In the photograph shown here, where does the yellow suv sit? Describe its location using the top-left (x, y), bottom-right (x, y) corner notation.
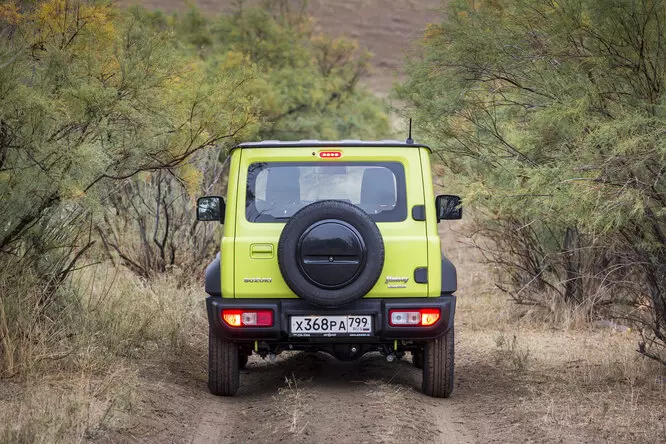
top-left (197, 140), bottom-right (462, 397)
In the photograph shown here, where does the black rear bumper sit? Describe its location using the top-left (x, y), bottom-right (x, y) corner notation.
top-left (206, 295), bottom-right (455, 343)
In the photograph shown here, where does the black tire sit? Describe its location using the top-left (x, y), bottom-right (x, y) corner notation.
top-left (412, 350), bottom-right (424, 369)
top-left (278, 200), bottom-right (384, 308)
top-left (422, 327), bottom-right (454, 398)
top-left (208, 327), bottom-right (239, 396)
top-left (239, 352), bottom-right (249, 370)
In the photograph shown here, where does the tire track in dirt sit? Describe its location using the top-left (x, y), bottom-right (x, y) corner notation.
top-left (190, 396), bottom-right (233, 444)
top-left (123, 351), bottom-right (475, 444)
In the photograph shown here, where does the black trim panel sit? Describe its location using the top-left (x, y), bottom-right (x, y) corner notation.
top-left (411, 205), bottom-right (426, 221)
top-left (414, 267), bottom-right (428, 283)
top-left (206, 296), bottom-right (456, 342)
top-left (441, 254), bottom-right (457, 294)
top-left (204, 254), bottom-right (222, 297)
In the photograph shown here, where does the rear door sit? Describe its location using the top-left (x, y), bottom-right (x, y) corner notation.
top-left (232, 147), bottom-right (429, 299)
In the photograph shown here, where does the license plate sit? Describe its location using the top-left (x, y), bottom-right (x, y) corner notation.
top-left (290, 315), bottom-right (373, 337)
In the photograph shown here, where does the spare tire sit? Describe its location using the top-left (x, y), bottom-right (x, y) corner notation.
top-left (278, 200), bottom-right (384, 307)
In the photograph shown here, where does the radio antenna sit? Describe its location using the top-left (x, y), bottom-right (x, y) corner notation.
top-left (406, 118), bottom-right (414, 145)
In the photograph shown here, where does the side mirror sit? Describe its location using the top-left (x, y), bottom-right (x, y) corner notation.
top-left (436, 195), bottom-right (462, 222)
top-left (197, 196), bottom-right (225, 223)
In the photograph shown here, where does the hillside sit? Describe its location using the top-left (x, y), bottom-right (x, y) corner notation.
top-left (119, 0), bottom-right (443, 95)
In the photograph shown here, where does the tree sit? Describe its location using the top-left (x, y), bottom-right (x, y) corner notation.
top-left (97, 3), bottom-right (390, 278)
top-left (0, 0), bottom-right (258, 305)
top-left (174, 3), bottom-right (389, 140)
top-left (398, 0), bottom-right (666, 364)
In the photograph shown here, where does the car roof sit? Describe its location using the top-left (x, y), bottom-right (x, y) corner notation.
top-left (232, 140), bottom-right (431, 152)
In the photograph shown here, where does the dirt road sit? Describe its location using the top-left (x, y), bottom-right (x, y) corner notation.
top-left (94, 3), bottom-right (663, 443)
top-left (108, 223), bottom-right (486, 444)
top-left (101, 223), bottom-right (662, 444)
top-left (119, 350), bottom-right (475, 444)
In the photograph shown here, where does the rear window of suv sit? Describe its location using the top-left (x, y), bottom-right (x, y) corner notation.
top-left (246, 162), bottom-right (407, 223)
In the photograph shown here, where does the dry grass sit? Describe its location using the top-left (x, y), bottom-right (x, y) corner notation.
top-left (0, 263), bottom-right (204, 443)
top-left (363, 379), bottom-right (407, 442)
top-left (0, 206), bottom-right (662, 443)
top-left (272, 375), bottom-right (310, 436)
top-left (494, 331), bottom-right (531, 373)
top-left (363, 379), bottom-right (418, 442)
top-left (0, 371), bottom-right (135, 444)
top-left (4, 1), bottom-right (661, 441)
top-left (440, 218), bottom-right (666, 442)
top-left (519, 331), bottom-right (666, 442)
top-left (362, 379), bottom-right (439, 443)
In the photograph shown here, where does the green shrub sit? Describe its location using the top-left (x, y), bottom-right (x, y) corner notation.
top-left (0, 0), bottom-right (389, 376)
top-left (398, 0), bottom-right (666, 364)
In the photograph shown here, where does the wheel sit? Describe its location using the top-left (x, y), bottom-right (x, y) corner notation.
top-left (277, 200), bottom-right (385, 308)
top-left (239, 352), bottom-right (249, 369)
top-left (208, 327), bottom-right (239, 396)
top-left (422, 327), bottom-right (454, 398)
top-left (412, 350), bottom-right (424, 369)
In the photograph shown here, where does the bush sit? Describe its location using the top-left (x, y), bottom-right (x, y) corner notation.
top-left (398, 0), bottom-right (666, 364)
top-left (96, 3), bottom-right (389, 278)
top-left (0, 0), bottom-right (389, 376)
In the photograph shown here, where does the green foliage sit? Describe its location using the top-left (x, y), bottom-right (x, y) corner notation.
top-left (399, 0), bottom-right (666, 361)
top-left (0, 0), bottom-right (258, 259)
top-left (95, 3), bottom-right (389, 279)
top-left (0, 1), bottom-right (260, 376)
top-left (0, 0), bottom-right (389, 376)
top-left (160, 3), bottom-right (389, 140)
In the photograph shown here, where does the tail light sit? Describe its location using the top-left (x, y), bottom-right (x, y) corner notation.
top-left (389, 308), bottom-right (441, 327)
top-left (222, 309), bottom-right (273, 327)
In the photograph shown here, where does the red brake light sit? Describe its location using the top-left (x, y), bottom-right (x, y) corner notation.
top-left (389, 308), bottom-right (441, 327)
top-left (222, 309), bottom-right (273, 327)
top-left (318, 150), bottom-right (342, 158)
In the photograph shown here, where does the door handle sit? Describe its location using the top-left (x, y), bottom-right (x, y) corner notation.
top-left (250, 243), bottom-right (274, 259)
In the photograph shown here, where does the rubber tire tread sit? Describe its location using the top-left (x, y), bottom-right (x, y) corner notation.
top-left (422, 327), bottom-right (454, 398)
top-left (208, 327), bottom-right (239, 396)
top-left (278, 200), bottom-right (384, 308)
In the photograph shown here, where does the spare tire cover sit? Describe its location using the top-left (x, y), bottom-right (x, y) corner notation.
top-left (278, 200), bottom-right (385, 307)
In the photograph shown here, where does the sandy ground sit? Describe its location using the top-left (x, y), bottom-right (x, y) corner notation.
top-left (111, 351), bottom-right (473, 444)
